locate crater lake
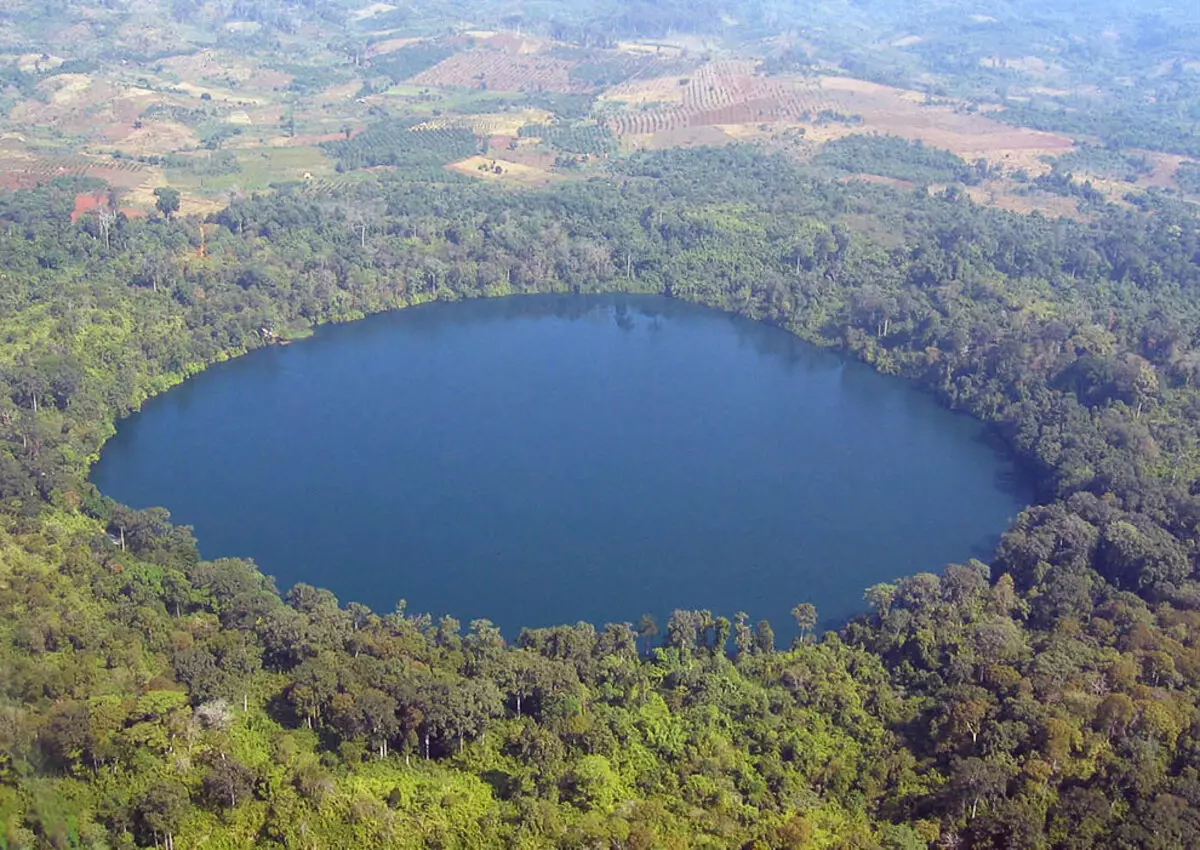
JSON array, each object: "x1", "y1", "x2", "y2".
[{"x1": 91, "y1": 295, "x2": 1029, "y2": 636}]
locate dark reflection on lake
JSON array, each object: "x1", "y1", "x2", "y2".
[{"x1": 92, "y1": 295, "x2": 1029, "y2": 636}]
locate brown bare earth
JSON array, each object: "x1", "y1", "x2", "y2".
[
  {"x1": 158, "y1": 50, "x2": 292, "y2": 93},
  {"x1": 0, "y1": 137, "x2": 156, "y2": 193},
  {"x1": 366, "y1": 37, "x2": 425, "y2": 58},
  {"x1": 0, "y1": 28, "x2": 1143, "y2": 222},
  {"x1": 488, "y1": 143, "x2": 556, "y2": 169},
  {"x1": 601, "y1": 75, "x2": 689, "y2": 106},
  {"x1": 620, "y1": 124, "x2": 736, "y2": 151},
  {"x1": 98, "y1": 121, "x2": 202, "y2": 156},
  {"x1": 608, "y1": 61, "x2": 827, "y2": 134},
  {"x1": 1137, "y1": 151, "x2": 1190, "y2": 190},
  {"x1": 410, "y1": 48, "x2": 584, "y2": 92},
  {"x1": 447, "y1": 155, "x2": 555, "y2": 185},
  {"x1": 478, "y1": 32, "x2": 555, "y2": 55},
  {"x1": 966, "y1": 181, "x2": 1086, "y2": 219},
  {"x1": 616, "y1": 41, "x2": 687, "y2": 58},
  {"x1": 819, "y1": 77, "x2": 1075, "y2": 171},
  {"x1": 605, "y1": 66, "x2": 1075, "y2": 172}
]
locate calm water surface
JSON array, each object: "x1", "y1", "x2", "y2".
[{"x1": 93, "y1": 295, "x2": 1028, "y2": 634}]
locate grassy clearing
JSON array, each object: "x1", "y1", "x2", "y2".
[
  {"x1": 167, "y1": 146, "x2": 334, "y2": 195},
  {"x1": 446, "y1": 154, "x2": 555, "y2": 185}
]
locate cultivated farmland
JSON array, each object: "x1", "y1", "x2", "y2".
[{"x1": 605, "y1": 63, "x2": 1075, "y2": 172}]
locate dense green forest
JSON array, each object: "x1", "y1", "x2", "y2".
[
  {"x1": 4, "y1": 143, "x2": 1200, "y2": 846},
  {"x1": 812, "y1": 135, "x2": 987, "y2": 185}
]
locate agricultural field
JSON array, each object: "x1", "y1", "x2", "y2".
[
  {"x1": 322, "y1": 120, "x2": 480, "y2": 172},
  {"x1": 0, "y1": 151, "x2": 155, "y2": 194},
  {"x1": 603, "y1": 65, "x2": 1075, "y2": 175},
  {"x1": 518, "y1": 121, "x2": 618, "y2": 156},
  {"x1": 413, "y1": 109, "x2": 556, "y2": 137},
  {"x1": 0, "y1": 3, "x2": 1192, "y2": 221}
]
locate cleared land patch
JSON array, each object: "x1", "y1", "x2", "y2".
[
  {"x1": 604, "y1": 66, "x2": 1075, "y2": 172},
  {"x1": 447, "y1": 154, "x2": 554, "y2": 185},
  {"x1": 413, "y1": 108, "x2": 554, "y2": 136},
  {"x1": 366, "y1": 37, "x2": 426, "y2": 57},
  {"x1": 409, "y1": 48, "x2": 584, "y2": 93}
]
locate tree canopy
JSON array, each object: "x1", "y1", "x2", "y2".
[{"x1": 4, "y1": 144, "x2": 1200, "y2": 845}]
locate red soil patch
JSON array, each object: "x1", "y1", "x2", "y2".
[
  {"x1": 71, "y1": 193, "x2": 106, "y2": 223},
  {"x1": 71, "y1": 193, "x2": 143, "y2": 223}
]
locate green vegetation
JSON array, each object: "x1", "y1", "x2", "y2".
[
  {"x1": 1050, "y1": 144, "x2": 1153, "y2": 183},
  {"x1": 269, "y1": 62, "x2": 352, "y2": 95},
  {"x1": 367, "y1": 45, "x2": 455, "y2": 84},
  {"x1": 519, "y1": 121, "x2": 617, "y2": 155},
  {"x1": 153, "y1": 187, "x2": 181, "y2": 217},
  {"x1": 164, "y1": 150, "x2": 241, "y2": 179},
  {"x1": 322, "y1": 119, "x2": 478, "y2": 172},
  {"x1": 4, "y1": 144, "x2": 1200, "y2": 844},
  {"x1": 5, "y1": 0, "x2": 1200, "y2": 845},
  {"x1": 1177, "y1": 160, "x2": 1200, "y2": 195},
  {"x1": 813, "y1": 134, "x2": 986, "y2": 184},
  {"x1": 521, "y1": 92, "x2": 597, "y2": 120},
  {"x1": 1001, "y1": 94, "x2": 1200, "y2": 159}
]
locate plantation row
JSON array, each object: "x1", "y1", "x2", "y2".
[
  {"x1": 677, "y1": 60, "x2": 818, "y2": 112},
  {"x1": 301, "y1": 179, "x2": 356, "y2": 196},
  {"x1": 566, "y1": 53, "x2": 698, "y2": 89},
  {"x1": 414, "y1": 116, "x2": 530, "y2": 138},
  {"x1": 607, "y1": 92, "x2": 843, "y2": 136},
  {"x1": 99, "y1": 159, "x2": 150, "y2": 172},
  {"x1": 518, "y1": 122, "x2": 618, "y2": 155},
  {"x1": 322, "y1": 121, "x2": 478, "y2": 172},
  {"x1": 0, "y1": 158, "x2": 148, "y2": 190}
]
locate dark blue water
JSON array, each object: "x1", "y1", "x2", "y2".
[{"x1": 92, "y1": 295, "x2": 1027, "y2": 635}]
